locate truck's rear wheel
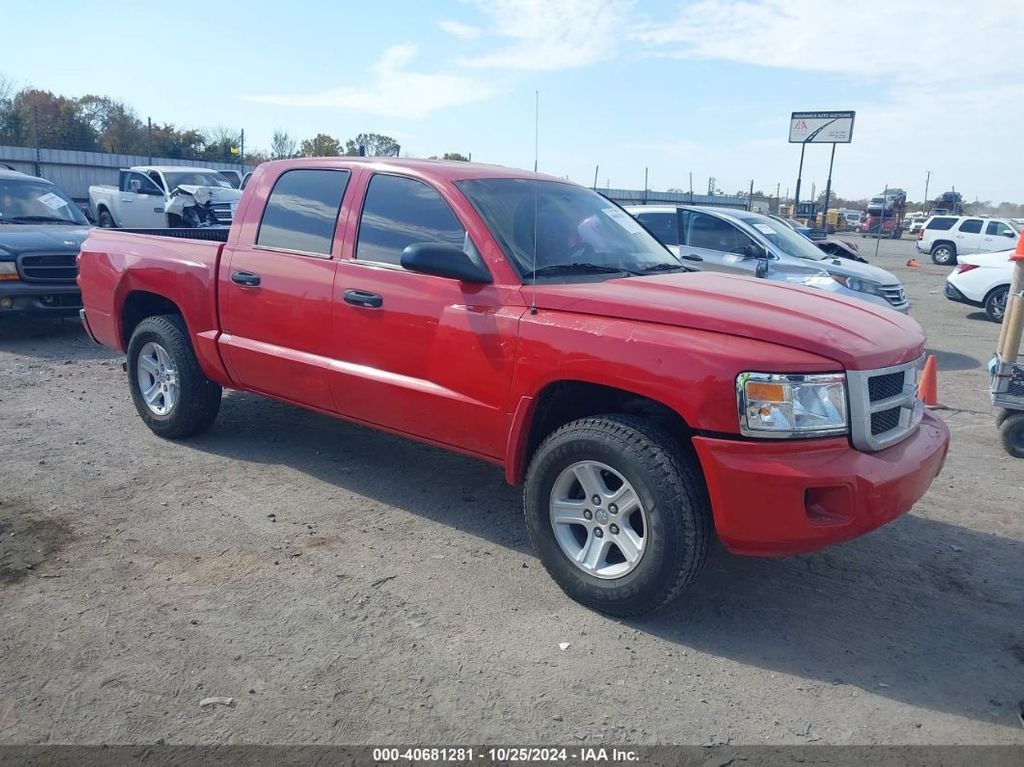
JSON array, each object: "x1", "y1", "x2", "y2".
[
  {"x1": 98, "y1": 209, "x2": 115, "y2": 228},
  {"x1": 127, "y1": 314, "x2": 221, "y2": 439},
  {"x1": 523, "y1": 415, "x2": 711, "y2": 616},
  {"x1": 931, "y1": 243, "x2": 957, "y2": 265}
]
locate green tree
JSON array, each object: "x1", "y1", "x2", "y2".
[
  {"x1": 344, "y1": 133, "x2": 400, "y2": 157},
  {"x1": 300, "y1": 133, "x2": 342, "y2": 157},
  {"x1": 441, "y1": 152, "x2": 469, "y2": 161}
]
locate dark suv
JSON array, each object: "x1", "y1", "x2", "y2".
[{"x1": 0, "y1": 169, "x2": 89, "y2": 318}]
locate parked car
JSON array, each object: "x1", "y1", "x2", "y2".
[
  {"x1": 78, "y1": 158, "x2": 949, "y2": 615},
  {"x1": 217, "y1": 169, "x2": 244, "y2": 188},
  {"x1": 917, "y1": 215, "x2": 1019, "y2": 266},
  {"x1": 944, "y1": 249, "x2": 1014, "y2": 322},
  {"x1": 768, "y1": 214, "x2": 866, "y2": 263},
  {"x1": 627, "y1": 205, "x2": 907, "y2": 312},
  {"x1": 0, "y1": 169, "x2": 89, "y2": 318},
  {"x1": 843, "y1": 210, "x2": 863, "y2": 228},
  {"x1": 240, "y1": 171, "x2": 253, "y2": 190},
  {"x1": 89, "y1": 166, "x2": 242, "y2": 229}
]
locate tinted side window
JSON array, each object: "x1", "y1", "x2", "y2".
[
  {"x1": 958, "y1": 219, "x2": 982, "y2": 234},
  {"x1": 356, "y1": 174, "x2": 466, "y2": 266},
  {"x1": 256, "y1": 169, "x2": 350, "y2": 256},
  {"x1": 123, "y1": 171, "x2": 161, "y2": 195},
  {"x1": 635, "y1": 212, "x2": 679, "y2": 246},
  {"x1": 685, "y1": 212, "x2": 752, "y2": 252},
  {"x1": 986, "y1": 220, "x2": 1014, "y2": 236},
  {"x1": 926, "y1": 217, "x2": 956, "y2": 231}
]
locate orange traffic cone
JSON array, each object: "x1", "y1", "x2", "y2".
[
  {"x1": 918, "y1": 354, "x2": 938, "y2": 407},
  {"x1": 906, "y1": 258, "x2": 920, "y2": 267}
]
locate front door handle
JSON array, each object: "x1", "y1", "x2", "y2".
[
  {"x1": 231, "y1": 271, "x2": 261, "y2": 287},
  {"x1": 344, "y1": 289, "x2": 383, "y2": 308}
]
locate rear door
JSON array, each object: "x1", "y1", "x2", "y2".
[
  {"x1": 954, "y1": 218, "x2": 984, "y2": 254},
  {"x1": 119, "y1": 171, "x2": 165, "y2": 228},
  {"x1": 679, "y1": 210, "x2": 761, "y2": 276},
  {"x1": 981, "y1": 219, "x2": 1018, "y2": 252},
  {"x1": 632, "y1": 210, "x2": 680, "y2": 255},
  {"x1": 328, "y1": 171, "x2": 521, "y2": 459},
  {"x1": 218, "y1": 167, "x2": 352, "y2": 411}
]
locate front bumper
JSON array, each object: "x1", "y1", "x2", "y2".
[
  {"x1": 691, "y1": 410, "x2": 950, "y2": 557},
  {"x1": 0, "y1": 281, "x2": 82, "y2": 317}
]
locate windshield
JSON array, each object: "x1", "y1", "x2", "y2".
[
  {"x1": 0, "y1": 179, "x2": 88, "y2": 225},
  {"x1": 455, "y1": 178, "x2": 681, "y2": 279},
  {"x1": 732, "y1": 212, "x2": 826, "y2": 261},
  {"x1": 162, "y1": 171, "x2": 234, "y2": 190}
]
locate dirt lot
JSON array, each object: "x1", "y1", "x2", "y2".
[{"x1": 1, "y1": 236, "x2": 1022, "y2": 746}]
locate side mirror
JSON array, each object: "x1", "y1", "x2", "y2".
[
  {"x1": 740, "y1": 243, "x2": 766, "y2": 259},
  {"x1": 129, "y1": 179, "x2": 141, "y2": 193},
  {"x1": 400, "y1": 243, "x2": 492, "y2": 284}
]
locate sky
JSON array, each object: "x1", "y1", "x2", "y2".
[{"x1": 2, "y1": 0, "x2": 1022, "y2": 203}]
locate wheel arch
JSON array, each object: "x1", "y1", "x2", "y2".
[
  {"x1": 505, "y1": 380, "x2": 694, "y2": 485},
  {"x1": 931, "y1": 239, "x2": 956, "y2": 254},
  {"x1": 95, "y1": 203, "x2": 116, "y2": 227},
  {"x1": 120, "y1": 290, "x2": 184, "y2": 348}
]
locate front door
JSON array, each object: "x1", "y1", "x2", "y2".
[
  {"x1": 680, "y1": 210, "x2": 762, "y2": 277},
  {"x1": 981, "y1": 220, "x2": 1017, "y2": 252},
  {"x1": 119, "y1": 171, "x2": 165, "y2": 228},
  {"x1": 329, "y1": 172, "x2": 521, "y2": 460},
  {"x1": 218, "y1": 167, "x2": 352, "y2": 412}
]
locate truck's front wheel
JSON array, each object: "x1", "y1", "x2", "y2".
[
  {"x1": 127, "y1": 315, "x2": 221, "y2": 439},
  {"x1": 524, "y1": 415, "x2": 711, "y2": 616}
]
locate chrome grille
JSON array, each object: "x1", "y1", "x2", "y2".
[
  {"x1": 879, "y1": 284, "x2": 907, "y2": 306},
  {"x1": 17, "y1": 253, "x2": 78, "y2": 283},
  {"x1": 210, "y1": 203, "x2": 234, "y2": 224},
  {"x1": 847, "y1": 355, "x2": 925, "y2": 451}
]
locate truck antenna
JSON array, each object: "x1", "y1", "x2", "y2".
[{"x1": 530, "y1": 89, "x2": 539, "y2": 315}]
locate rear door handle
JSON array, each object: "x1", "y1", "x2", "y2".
[
  {"x1": 344, "y1": 289, "x2": 383, "y2": 308},
  {"x1": 231, "y1": 271, "x2": 261, "y2": 287}
]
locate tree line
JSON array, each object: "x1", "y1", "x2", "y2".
[{"x1": 0, "y1": 77, "x2": 471, "y2": 165}]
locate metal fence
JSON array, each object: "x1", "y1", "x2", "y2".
[
  {"x1": 600, "y1": 187, "x2": 750, "y2": 209},
  {"x1": 0, "y1": 144, "x2": 247, "y2": 202}
]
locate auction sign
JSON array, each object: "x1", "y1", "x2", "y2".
[{"x1": 789, "y1": 111, "x2": 855, "y2": 143}]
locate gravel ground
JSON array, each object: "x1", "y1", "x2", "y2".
[{"x1": 1, "y1": 236, "x2": 1021, "y2": 746}]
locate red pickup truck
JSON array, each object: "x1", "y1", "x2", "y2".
[{"x1": 78, "y1": 158, "x2": 950, "y2": 615}]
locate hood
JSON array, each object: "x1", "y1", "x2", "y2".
[
  {"x1": 0, "y1": 225, "x2": 91, "y2": 258},
  {"x1": 171, "y1": 185, "x2": 242, "y2": 203},
  {"x1": 525, "y1": 271, "x2": 924, "y2": 371},
  {"x1": 808, "y1": 255, "x2": 901, "y2": 285}
]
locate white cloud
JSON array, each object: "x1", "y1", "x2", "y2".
[
  {"x1": 459, "y1": 0, "x2": 633, "y2": 71},
  {"x1": 634, "y1": 0, "x2": 1021, "y2": 84},
  {"x1": 439, "y1": 19, "x2": 482, "y2": 38},
  {"x1": 246, "y1": 44, "x2": 499, "y2": 119}
]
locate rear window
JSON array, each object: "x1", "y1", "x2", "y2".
[
  {"x1": 256, "y1": 169, "x2": 350, "y2": 256},
  {"x1": 926, "y1": 217, "x2": 957, "y2": 231},
  {"x1": 958, "y1": 219, "x2": 983, "y2": 234}
]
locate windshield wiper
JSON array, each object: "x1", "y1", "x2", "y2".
[
  {"x1": 5, "y1": 215, "x2": 76, "y2": 225},
  {"x1": 636, "y1": 262, "x2": 688, "y2": 273},
  {"x1": 529, "y1": 262, "x2": 635, "y2": 278}
]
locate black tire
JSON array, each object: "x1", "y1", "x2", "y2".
[
  {"x1": 523, "y1": 414, "x2": 711, "y2": 616},
  {"x1": 931, "y1": 242, "x2": 957, "y2": 265},
  {"x1": 984, "y1": 285, "x2": 1009, "y2": 323},
  {"x1": 97, "y1": 209, "x2": 115, "y2": 228},
  {"x1": 126, "y1": 314, "x2": 221, "y2": 439},
  {"x1": 999, "y1": 413, "x2": 1024, "y2": 458},
  {"x1": 995, "y1": 408, "x2": 1011, "y2": 428}
]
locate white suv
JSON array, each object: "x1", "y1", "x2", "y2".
[{"x1": 917, "y1": 215, "x2": 1018, "y2": 265}]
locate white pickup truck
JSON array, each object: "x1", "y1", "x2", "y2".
[{"x1": 89, "y1": 166, "x2": 242, "y2": 229}]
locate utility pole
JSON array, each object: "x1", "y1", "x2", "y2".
[
  {"x1": 240, "y1": 129, "x2": 245, "y2": 171},
  {"x1": 748, "y1": 179, "x2": 754, "y2": 212},
  {"x1": 147, "y1": 117, "x2": 153, "y2": 164},
  {"x1": 923, "y1": 170, "x2": 931, "y2": 210},
  {"x1": 689, "y1": 172, "x2": 693, "y2": 204},
  {"x1": 32, "y1": 105, "x2": 41, "y2": 177},
  {"x1": 820, "y1": 142, "x2": 837, "y2": 231},
  {"x1": 643, "y1": 167, "x2": 649, "y2": 204},
  {"x1": 593, "y1": 165, "x2": 599, "y2": 190}
]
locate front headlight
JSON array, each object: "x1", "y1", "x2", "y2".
[
  {"x1": 830, "y1": 273, "x2": 877, "y2": 295},
  {"x1": 0, "y1": 262, "x2": 18, "y2": 281},
  {"x1": 800, "y1": 274, "x2": 839, "y2": 289},
  {"x1": 737, "y1": 372, "x2": 848, "y2": 438}
]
